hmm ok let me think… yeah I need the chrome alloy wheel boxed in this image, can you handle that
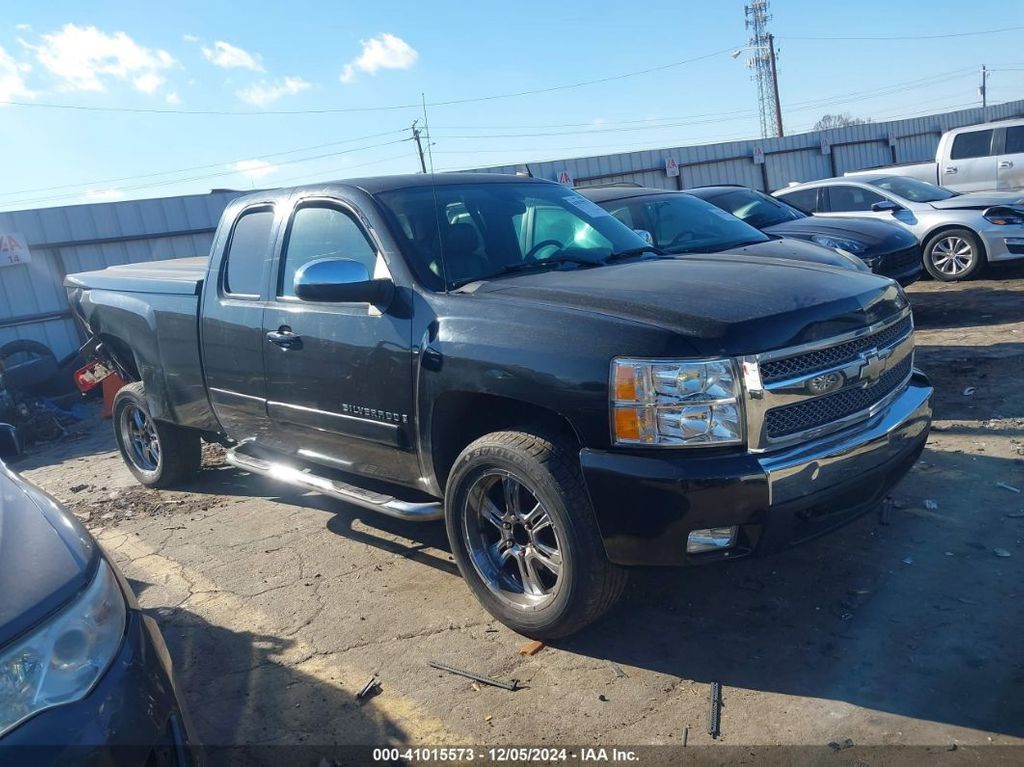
[930,236,974,276]
[120,403,161,473]
[462,470,563,609]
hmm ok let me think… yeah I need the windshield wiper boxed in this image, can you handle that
[451,255,602,288]
[602,246,665,262]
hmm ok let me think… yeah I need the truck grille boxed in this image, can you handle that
[764,355,913,439]
[880,245,921,277]
[760,316,913,385]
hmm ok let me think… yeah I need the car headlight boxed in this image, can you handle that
[611,358,744,446]
[983,206,1024,225]
[810,235,867,254]
[0,561,126,737]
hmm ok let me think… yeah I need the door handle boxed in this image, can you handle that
[999,160,1014,169]
[944,166,958,174]
[266,328,302,350]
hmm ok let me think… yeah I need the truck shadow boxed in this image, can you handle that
[561,445,1024,738]
[127,594,409,763]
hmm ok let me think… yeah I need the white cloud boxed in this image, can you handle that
[15,24,31,32]
[85,189,124,201]
[201,40,264,72]
[235,76,310,106]
[0,45,33,103]
[165,91,181,105]
[29,23,176,93]
[182,34,200,43]
[339,33,417,83]
[232,159,276,180]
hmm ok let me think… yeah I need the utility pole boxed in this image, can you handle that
[411,120,427,174]
[767,33,783,138]
[743,1,783,138]
[980,65,989,119]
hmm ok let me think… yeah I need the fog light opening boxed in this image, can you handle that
[687,526,739,554]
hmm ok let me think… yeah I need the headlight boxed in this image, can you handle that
[611,358,744,446]
[983,206,1024,225]
[811,235,867,254]
[0,561,126,736]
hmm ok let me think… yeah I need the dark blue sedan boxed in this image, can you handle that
[0,443,197,765]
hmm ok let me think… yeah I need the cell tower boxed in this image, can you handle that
[744,0,782,138]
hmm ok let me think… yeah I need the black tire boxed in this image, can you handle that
[112,382,201,488]
[445,429,627,639]
[922,228,985,281]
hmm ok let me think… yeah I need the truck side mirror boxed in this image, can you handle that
[871,200,901,214]
[0,424,21,462]
[293,258,395,307]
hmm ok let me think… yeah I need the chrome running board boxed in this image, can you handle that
[225,447,443,522]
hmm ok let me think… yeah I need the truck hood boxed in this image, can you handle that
[763,216,917,255]
[472,255,906,356]
[0,463,97,647]
[929,191,1024,210]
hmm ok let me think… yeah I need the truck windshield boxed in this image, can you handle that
[703,189,806,228]
[868,176,958,202]
[375,182,650,290]
[600,193,769,254]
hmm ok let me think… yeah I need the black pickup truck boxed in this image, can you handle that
[66,173,932,638]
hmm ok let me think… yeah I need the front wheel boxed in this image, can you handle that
[113,382,201,488]
[445,430,627,639]
[923,228,985,281]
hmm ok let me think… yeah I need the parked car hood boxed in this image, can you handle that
[763,216,916,253]
[720,238,866,271]
[929,191,1024,210]
[472,255,906,356]
[0,463,97,647]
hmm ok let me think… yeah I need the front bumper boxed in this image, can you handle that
[581,371,932,566]
[1,610,197,766]
[978,226,1024,263]
[870,244,922,286]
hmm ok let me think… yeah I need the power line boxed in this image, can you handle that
[0,45,741,117]
[0,129,410,199]
[780,24,1024,41]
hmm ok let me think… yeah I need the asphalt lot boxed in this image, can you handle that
[16,263,1024,760]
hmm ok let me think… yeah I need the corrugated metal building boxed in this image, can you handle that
[0,191,243,361]
[469,101,1024,191]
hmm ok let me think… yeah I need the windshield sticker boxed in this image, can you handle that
[563,195,612,219]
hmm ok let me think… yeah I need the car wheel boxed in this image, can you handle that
[445,429,627,639]
[923,228,985,281]
[113,382,201,488]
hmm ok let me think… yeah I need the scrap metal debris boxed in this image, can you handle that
[517,640,545,656]
[707,681,722,739]
[996,482,1021,494]
[429,660,520,691]
[356,675,381,700]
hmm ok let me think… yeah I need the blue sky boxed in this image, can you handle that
[0,0,1022,211]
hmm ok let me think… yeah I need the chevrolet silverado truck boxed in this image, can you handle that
[65,173,933,638]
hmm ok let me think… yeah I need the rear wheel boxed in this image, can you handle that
[445,429,627,639]
[112,382,201,488]
[923,228,985,281]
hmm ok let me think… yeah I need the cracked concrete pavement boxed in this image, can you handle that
[14,266,1024,757]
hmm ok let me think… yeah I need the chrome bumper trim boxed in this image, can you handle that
[758,375,932,506]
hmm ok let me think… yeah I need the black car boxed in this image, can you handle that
[0,444,196,765]
[579,186,870,272]
[687,185,922,285]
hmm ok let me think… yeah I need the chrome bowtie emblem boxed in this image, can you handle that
[854,347,892,387]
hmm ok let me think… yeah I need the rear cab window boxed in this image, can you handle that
[223,207,275,298]
[950,129,994,160]
[1004,126,1024,155]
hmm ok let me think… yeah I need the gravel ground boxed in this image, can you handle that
[14,264,1024,761]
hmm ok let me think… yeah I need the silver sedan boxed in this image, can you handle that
[774,174,1024,281]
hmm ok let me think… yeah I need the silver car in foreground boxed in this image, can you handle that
[774,175,1024,281]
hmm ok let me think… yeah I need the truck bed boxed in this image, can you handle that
[64,256,208,295]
